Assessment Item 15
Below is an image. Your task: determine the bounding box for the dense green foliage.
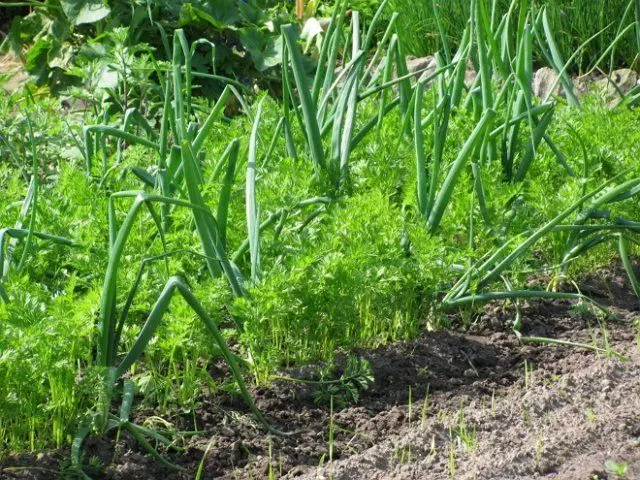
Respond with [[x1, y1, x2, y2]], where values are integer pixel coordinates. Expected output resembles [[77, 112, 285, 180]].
[[390, 0, 640, 70], [0, 0, 292, 93], [1, 90, 639, 456], [1, 0, 639, 475]]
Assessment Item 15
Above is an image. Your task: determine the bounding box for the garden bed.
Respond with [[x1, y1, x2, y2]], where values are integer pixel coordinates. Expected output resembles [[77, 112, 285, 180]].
[[2, 267, 638, 479]]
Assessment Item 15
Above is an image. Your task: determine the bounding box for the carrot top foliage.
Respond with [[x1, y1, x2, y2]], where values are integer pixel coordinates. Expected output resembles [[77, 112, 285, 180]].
[[0, 0, 639, 476]]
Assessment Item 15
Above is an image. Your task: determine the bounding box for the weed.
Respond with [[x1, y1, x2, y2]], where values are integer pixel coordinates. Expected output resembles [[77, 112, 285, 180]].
[[420, 385, 430, 431], [605, 459, 629, 479], [447, 434, 457, 478], [524, 359, 535, 389], [451, 408, 477, 454], [534, 430, 545, 471]]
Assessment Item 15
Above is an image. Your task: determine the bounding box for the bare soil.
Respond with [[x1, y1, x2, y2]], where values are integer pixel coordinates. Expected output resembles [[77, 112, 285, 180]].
[[1, 267, 639, 480]]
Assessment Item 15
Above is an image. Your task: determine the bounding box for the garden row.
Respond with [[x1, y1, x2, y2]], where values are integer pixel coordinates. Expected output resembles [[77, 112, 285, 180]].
[[0, 0, 639, 476]]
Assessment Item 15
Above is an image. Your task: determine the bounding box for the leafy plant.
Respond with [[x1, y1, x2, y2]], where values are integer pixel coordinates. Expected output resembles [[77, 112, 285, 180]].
[[311, 355, 375, 407], [1, 0, 291, 93], [71, 28, 281, 476], [605, 459, 629, 480], [390, 0, 639, 71], [1, 1, 640, 475]]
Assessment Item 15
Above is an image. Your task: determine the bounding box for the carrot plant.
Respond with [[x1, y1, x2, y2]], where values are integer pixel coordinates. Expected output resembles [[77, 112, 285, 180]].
[[72, 29, 284, 477], [0, 1, 639, 475]]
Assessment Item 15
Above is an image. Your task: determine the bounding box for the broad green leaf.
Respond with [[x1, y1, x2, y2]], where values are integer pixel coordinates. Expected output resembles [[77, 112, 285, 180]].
[[60, 0, 111, 26], [240, 29, 283, 71], [180, 0, 240, 29], [179, 3, 228, 30]]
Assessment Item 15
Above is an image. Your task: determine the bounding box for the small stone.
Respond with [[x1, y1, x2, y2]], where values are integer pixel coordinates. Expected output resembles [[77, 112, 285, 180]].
[[589, 68, 639, 105], [533, 67, 562, 99], [406, 55, 435, 74], [464, 59, 477, 87]]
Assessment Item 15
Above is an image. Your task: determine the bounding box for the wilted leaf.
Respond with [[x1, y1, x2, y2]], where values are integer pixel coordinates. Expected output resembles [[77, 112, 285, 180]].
[[301, 17, 323, 53]]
